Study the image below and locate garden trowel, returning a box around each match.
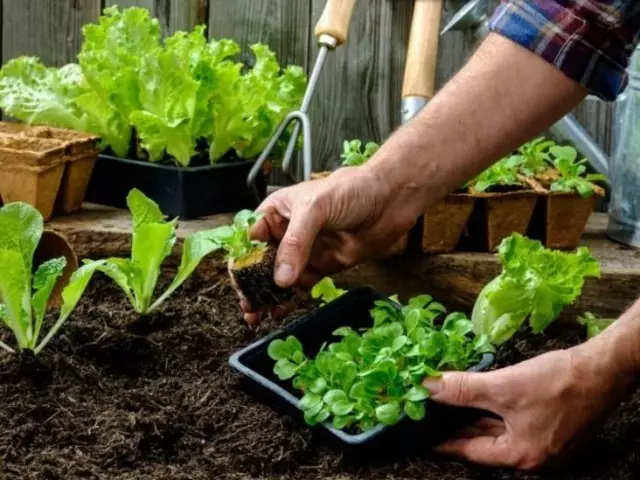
[247,0,359,200]
[33,230,79,309]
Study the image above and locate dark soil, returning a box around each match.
[1,273,639,480]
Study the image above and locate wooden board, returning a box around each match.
[105,0,207,36]
[2,0,101,65]
[48,207,640,318]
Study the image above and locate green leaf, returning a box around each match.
[375,402,401,426]
[331,400,354,417]
[299,393,322,411]
[405,385,430,402]
[35,260,102,354]
[392,335,408,352]
[309,377,327,394]
[311,277,346,305]
[323,389,348,405]
[332,415,352,430]
[274,359,297,380]
[268,339,288,361]
[404,400,426,421]
[333,327,356,337]
[31,257,66,343]
[127,189,166,228]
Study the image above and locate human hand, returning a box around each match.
[233,165,425,324]
[423,346,633,470]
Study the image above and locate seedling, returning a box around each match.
[85,189,222,314]
[472,155,526,193]
[340,140,379,167]
[311,277,346,305]
[268,294,493,432]
[0,202,101,354]
[577,312,615,339]
[547,145,607,198]
[219,211,295,311]
[472,233,601,345]
[515,136,555,175]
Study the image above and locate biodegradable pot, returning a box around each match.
[33,230,79,308]
[422,194,476,253]
[56,151,99,214]
[0,136,68,221]
[229,287,495,454]
[86,153,267,219]
[229,245,295,312]
[529,192,599,249]
[385,234,409,256]
[464,190,538,251]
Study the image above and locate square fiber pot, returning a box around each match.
[229,287,495,455]
[464,191,538,251]
[422,194,476,253]
[85,154,267,219]
[528,192,598,249]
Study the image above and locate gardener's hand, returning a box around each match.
[234,164,426,324]
[423,345,632,470]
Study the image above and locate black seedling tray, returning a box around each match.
[85,154,266,219]
[229,286,495,455]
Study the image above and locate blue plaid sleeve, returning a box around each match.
[489,0,640,101]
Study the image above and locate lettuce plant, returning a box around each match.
[311,277,346,305]
[269,294,493,432]
[340,140,379,167]
[85,189,222,314]
[514,136,555,175]
[472,155,525,192]
[0,203,101,354]
[204,210,266,261]
[471,234,601,345]
[547,145,607,197]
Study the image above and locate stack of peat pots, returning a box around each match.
[0,122,99,221]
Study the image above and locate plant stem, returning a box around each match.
[34,313,69,355]
[0,340,15,354]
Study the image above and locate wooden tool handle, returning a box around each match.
[402,0,444,99]
[314,0,358,46]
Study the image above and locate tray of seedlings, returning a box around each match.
[230,231,602,456]
[425,137,606,253]
[0,122,99,221]
[0,6,308,219]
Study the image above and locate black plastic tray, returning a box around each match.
[85,154,266,219]
[229,286,495,453]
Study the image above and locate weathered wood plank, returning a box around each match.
[308,0,413,173]
[105,0,206,35]
[208,0,310,70]
[2,0,101,65]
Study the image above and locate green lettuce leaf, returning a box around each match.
[472,234,601,344]
[31,257,66,342]
[0,57,90,132]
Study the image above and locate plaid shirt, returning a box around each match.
[489,1,640,101]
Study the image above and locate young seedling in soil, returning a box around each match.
[512,136,556,176]
[85,189,222,314]
[0,202,101,354]
[470,155,529,193]
[268,294,494,432]
[340,139,379,167]
[220,210,295,312]
[471,233,601,345]
[311,277,346,305]
[577,312,616,339]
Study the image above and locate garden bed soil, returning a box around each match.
[1,273,640,480]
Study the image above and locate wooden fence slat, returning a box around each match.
[2,0,101,66]
[105,0,206,36]
[307,0,413,173]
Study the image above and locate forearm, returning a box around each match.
[578,298,640,384]
[364,33,587,214]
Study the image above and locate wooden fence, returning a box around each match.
[1,0,614,176]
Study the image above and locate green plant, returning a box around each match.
[269,294,493,432]
[0,6,307,165]
[577,312,615,339]
[471,234,601,345]
[311,277,346,305]
[340,140,380,167]
[85,189,223,314]
[548,145,607,197]
[472,155,525,192]
[514,136,556,175]
[0,202,101,354]
[204,210,266,261]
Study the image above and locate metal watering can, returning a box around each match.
[607,46,640,247]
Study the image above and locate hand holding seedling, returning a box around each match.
[236,165,424,324]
